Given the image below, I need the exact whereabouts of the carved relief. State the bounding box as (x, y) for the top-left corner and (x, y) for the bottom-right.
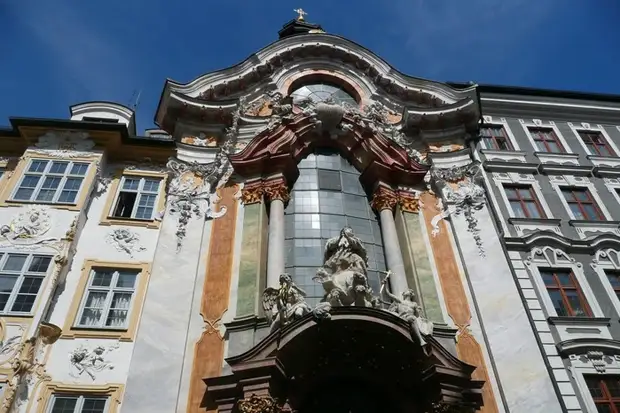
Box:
(237, 394), (283, 413)
(525, 246), (578, 268)
(398, 190), (422, 213)
(105, 228), (146, 258)
(69, 343), (118, 380)
(32, 131), (96, 158)
(0, 206), (58, 249)
(240, 182), (264, 205)
(263, 179), (290, 204)
(181, 133), (219, 147)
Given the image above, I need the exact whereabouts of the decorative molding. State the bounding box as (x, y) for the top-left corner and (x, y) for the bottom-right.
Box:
(263, 178), (290, 204)
(237, 394), (284, 413)
(31, 131), (97, 158)
(509, 218), (562, 237)
(569, 220), (620, 240)
(370, 186), (398, 212)
(240, 181), (264, 205)
(397, 190), (422, 213)
(105, 229), (146, 257)
(69, 342), (118, 380)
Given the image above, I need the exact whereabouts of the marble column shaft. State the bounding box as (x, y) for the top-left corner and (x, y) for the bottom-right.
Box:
(372, 187), (408, 295)
(264, 179), (290, 288)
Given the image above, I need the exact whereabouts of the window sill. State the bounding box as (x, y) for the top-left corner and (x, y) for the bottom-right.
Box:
(587, 155), (620, 168)
(508, 218), (561, 237)
(538, 163), (592, 176)
(569, 220), (620, 240)
(480, 149), (527, 163)
(99, 216), (161, 229)
(61, 326), (133, 342)
(1, 199), (82, 211)
(534, 151), (580, 165)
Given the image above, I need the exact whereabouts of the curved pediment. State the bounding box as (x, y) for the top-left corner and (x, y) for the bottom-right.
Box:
(156, 33), (480, 133)
(204, 307), (484, 412)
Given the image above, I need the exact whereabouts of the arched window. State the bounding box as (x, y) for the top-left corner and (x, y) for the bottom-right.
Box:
(284, 151), (386, 305)
(290, 83), (358, 107)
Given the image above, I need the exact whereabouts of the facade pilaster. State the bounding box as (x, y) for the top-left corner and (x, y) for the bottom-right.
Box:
(263, 177), (290, 288)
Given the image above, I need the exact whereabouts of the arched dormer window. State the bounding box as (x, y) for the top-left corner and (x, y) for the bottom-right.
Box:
(284, 150), (386, 305)
(290, 82), (358, 107)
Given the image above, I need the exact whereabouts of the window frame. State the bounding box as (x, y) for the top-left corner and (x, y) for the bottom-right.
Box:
(74, 267), (140, 331)
(560, 186), (606, 221)
(502, 184), (546, 219)
(539, 268), (592, 317)
(592, 248), (620, 318)
(528, 127), (565, 153)
(62, 260), (151, 342)
(583, 375), (620, 412)
(0, 252), (53, 316)
(550, 176), (613, 222)
(37, 383), (124, 413)
(46, 393), (110, 413)
(108, 176), (162, 221)
(519, 119), (572, 154)
(578, 130), (616, 157)
(9, 158), (90, 205)
(570, 122), (620, 158)
(100, 169), (167, 229)
(480, 125), (513, 151)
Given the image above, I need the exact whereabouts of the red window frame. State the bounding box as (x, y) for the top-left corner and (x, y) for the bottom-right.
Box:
(561, 187), (605, 221)
(579, 130), (615, 157)
(504, 184), (546, 218)
(529, 127), (565, 153)
(585, 375), (620, 412)
(540, 269), (591, 317)
(480, 126), (513, 150)
(605, 270), (620, 301)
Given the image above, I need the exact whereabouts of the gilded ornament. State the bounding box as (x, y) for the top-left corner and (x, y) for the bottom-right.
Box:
(398, 191), (421, 213)
(370, 187), (398, 212)
(263, 181), (290, 203)
(241, 184), (264, 205)
(237, 394), (282, 413)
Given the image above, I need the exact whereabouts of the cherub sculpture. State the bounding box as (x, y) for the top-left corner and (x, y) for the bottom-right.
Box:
(314, 226), (375, 307)
(262, 273), (312, 333)
(381, 273), (434, 348)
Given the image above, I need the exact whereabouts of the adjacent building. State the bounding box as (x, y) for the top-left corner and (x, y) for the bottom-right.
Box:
(0, 12), (617, 413)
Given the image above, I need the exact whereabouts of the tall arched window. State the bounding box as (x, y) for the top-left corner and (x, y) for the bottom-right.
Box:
(284, 151), (386, 305)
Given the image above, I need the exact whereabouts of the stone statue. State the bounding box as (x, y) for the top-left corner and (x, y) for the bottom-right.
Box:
(313, 227), (375, 307)
(381, 273), (434, 348)
(262, 273), (312, 333)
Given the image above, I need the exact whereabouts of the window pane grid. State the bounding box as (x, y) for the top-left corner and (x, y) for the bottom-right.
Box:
(13, 159), (88, 204)
(76, 269), (138, 329)
(50, 394), (108, 413)
(586, 376), (620, 413)
(561, 187), (604, 221)
(111, 176), (161, 220)
(540, 269), (591, 317)
(0, 253), (51, 315)
(529, 127), (564, 153)
(504, 185), (545, 218)
(481, 126), (512, 150)
(579, 131), (615, 157)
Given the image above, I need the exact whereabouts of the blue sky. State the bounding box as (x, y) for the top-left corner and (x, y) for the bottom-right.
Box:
(2, 0), (620, 134)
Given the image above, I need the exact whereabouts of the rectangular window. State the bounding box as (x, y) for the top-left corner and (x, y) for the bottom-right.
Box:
(540, 269), (591, 317)
(317, 169), (342, 191)
(504, 184), (545, 218)
(529, 127), (565, 153)
(110, 176), (161, 220)
(561, 187), (605, 221)
(480, 126), (512, 150)
(48, 394), (108, 413)
(12, 159), (89, 204)
(579, 130), (615, 157)
(75, 268), (139, 329)
(0, 253), (52, 315)
(606, 271), (620, 302)
(585, 375), (620, 412)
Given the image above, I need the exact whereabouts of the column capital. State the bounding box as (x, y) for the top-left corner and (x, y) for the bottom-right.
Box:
(397, 190), (422, 213)
(370, 186), (398, 212)
(263, 178), (290, 204)
(240, 180), (265, 205)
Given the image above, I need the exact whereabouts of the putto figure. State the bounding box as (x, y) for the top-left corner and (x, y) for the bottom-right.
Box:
(262, 273), (312, 333)
(381, 273), (434, 349)
(313, 226), (375, 307)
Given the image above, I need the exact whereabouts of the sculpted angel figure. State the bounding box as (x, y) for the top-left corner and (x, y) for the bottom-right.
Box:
(262, 273), (311, 333)
(381, 273), (434, 349)
(314, 226), (374, 307)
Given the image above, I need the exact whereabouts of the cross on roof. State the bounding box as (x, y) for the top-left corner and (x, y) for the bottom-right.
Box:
(293, 8), (307, 21)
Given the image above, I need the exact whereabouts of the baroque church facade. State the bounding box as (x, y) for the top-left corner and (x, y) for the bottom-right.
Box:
(1, 12), (619, 413)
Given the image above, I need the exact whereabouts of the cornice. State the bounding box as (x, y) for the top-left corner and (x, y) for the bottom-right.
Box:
(504, 231), (620, 252)
(557, 337), (620, 356)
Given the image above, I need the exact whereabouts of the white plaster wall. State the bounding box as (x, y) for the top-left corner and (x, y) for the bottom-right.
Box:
(449, 207), (564, 413)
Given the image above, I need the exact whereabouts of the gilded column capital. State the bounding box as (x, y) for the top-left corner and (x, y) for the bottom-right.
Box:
(237, 394), (284, 413)
(263, 179), (290, 204)
(241, 181), (264, 205)
(398, 190), (422, 213)
(370, 186), (398, 212)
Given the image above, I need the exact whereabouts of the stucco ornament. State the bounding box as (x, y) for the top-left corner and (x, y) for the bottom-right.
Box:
(431, 163), (486, 256)
(0, 333), (23, 358)
(237, 394), (283, 413)
(0, 206), (55, 247)
(380, 272), (434, 349)
(262, 273), (312, 333)
(69, 342), (118, 380)
(313, 226), (378, 308)
(106, 228), (146, 257)
(32, 131), (96, 158)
